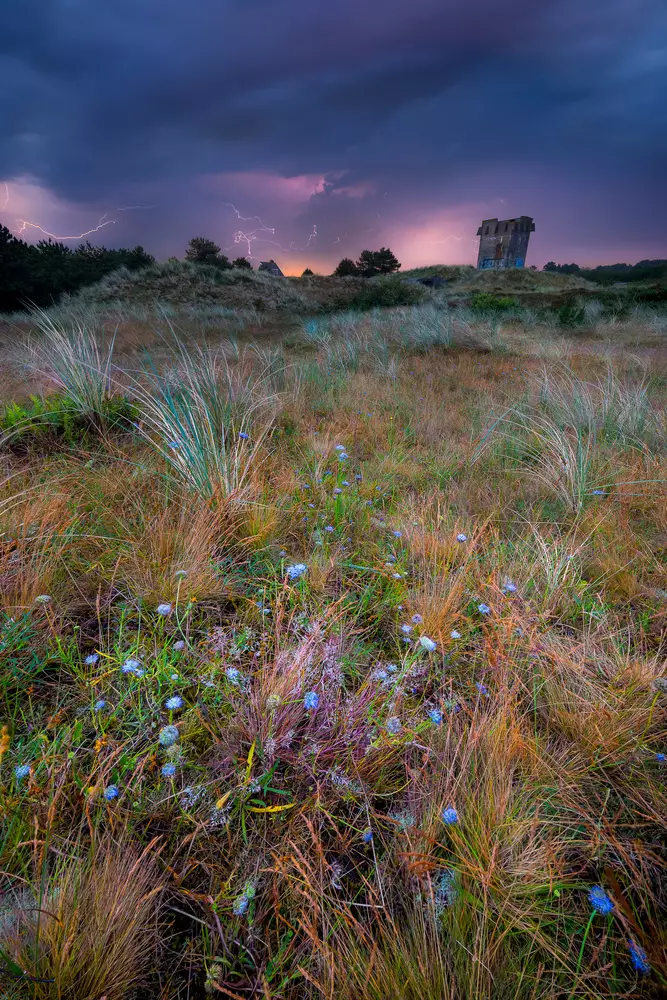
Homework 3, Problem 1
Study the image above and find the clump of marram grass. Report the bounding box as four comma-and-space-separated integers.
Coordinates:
128, 334, 279, 502
21, 309, 119, 430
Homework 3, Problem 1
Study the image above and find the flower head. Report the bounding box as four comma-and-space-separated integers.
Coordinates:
450, 630, 462, 639
476, 682, 489, 696
656, 752, 666, 762
157, 602, 173, 616
34, 594, 52, 604
103, 785, 119, 801
324, 525, 334, 533
588, 885, 614, 915
627, 939, 650, 975
121, 657, 141, 675
14, 764, 31, 782
393, 530, 402, 538
400, 624, 413, 635
232, 894, 249, 916
411, 614, 423, 624
225, 667, 241, 685
386, 716, 401, 735
165, 695, 184, 712
362, 828, 374, 843
304, 690, 319, 712
456, 533, 467, 543
419, 636, 437, 653
502, 579, 517, 593
93, 699, 106, 711
266, 693, 281, 712
333, 487, 342, 495
429, 708, 443, 725
85, 653, 99, 665
238, 431, 249, 440
161, 763, 177, 778
174, 569, 188, 578
441, 806, 459, 825
159, 725, 180, 747
173, 640, 186, 651
335, 444, 346, 451
286, 563, 307, 580
477, 603, 491, 615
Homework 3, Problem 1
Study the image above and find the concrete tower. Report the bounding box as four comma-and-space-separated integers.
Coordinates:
476, 216, 535, 270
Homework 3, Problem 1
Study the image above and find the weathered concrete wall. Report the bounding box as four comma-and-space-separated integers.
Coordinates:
476, 217, 535, 269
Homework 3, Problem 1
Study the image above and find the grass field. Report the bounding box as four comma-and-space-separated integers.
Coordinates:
0, 279, 666, 998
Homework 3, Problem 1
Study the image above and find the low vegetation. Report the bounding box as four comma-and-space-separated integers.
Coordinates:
0, 279, 665, 998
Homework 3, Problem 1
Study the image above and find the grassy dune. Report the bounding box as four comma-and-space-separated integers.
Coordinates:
0, 288, 666, 998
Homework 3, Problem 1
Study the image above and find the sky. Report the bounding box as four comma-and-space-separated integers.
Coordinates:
1, 0, 666, 275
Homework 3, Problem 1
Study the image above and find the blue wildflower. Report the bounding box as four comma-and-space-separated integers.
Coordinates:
304, 691, 319, 711
477, 603, 491, 615
286, 563, 307, 580
411, 614, 423, 624
588, 885, 614, 914
103, 785, 119, 801
476, 682, 489, 696
167, 440, 180, 449
225, 667, 241, 684
362, 828, 374, 843
159, 724, 180, 747
450, 630, 462, 639
165, 695, 184, 711
386, 717, 401, 735
456, 533, 467, 542
656, 752, 665, 762
173, 640, 186, 651
335, 444, 346, 451
93, 699, 106, 711
341, 480, 350, 486
232, 894, 249, 916
419, 636, 437, 652
429, 708, 443, 725
324, 525, 334, 532
157, 602, 173, 616
161, 763, 177, 778
502, 579, 517, 593
14, 764, 31, 782
401, 624, 413, 634
441, 806, 458, 825
337, 452, 348, 461
591, 489, 607, 496
238, 432, 249, 440
333, 487, 342, 495
85, 653, 99, 665
393, 530, 402, 538
122, 658, 141, 674
627, 939, 650, 975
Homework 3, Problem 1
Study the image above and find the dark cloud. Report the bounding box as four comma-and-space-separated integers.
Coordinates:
1, 0, 665, 266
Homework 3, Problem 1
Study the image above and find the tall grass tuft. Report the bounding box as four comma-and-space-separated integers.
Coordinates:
129, 336, 278, 502
0, 839, 164, 999
23, 310, 117, 429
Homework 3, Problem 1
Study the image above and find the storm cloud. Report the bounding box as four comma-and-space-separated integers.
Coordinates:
1, 0, 666, 271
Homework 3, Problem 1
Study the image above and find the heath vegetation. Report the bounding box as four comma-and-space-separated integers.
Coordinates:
0, 270, 665, 998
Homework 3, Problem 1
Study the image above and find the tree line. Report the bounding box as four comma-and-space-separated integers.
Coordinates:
543, 259, 667, 285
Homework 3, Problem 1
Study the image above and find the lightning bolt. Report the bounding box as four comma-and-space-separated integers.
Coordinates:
1, 185, 154, 241
221, 202, 317, 260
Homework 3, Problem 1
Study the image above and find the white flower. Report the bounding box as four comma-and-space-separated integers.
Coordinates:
419, 636, 437, 652
34, 594, 52, 604
450, 630, 462, 639
157, 602, 173, 616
